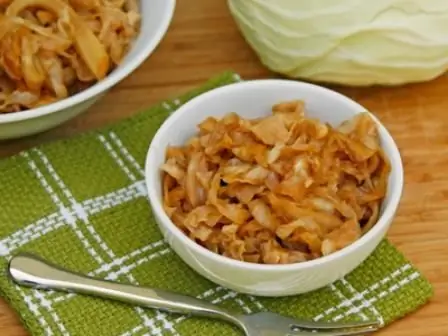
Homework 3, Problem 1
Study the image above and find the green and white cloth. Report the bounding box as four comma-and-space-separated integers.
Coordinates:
0, 72, 433, 336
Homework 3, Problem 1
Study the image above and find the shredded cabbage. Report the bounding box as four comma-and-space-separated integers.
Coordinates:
0, 0, 140, 113
161, 100, 390, 264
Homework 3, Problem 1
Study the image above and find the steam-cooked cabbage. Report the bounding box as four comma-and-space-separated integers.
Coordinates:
228, 0, 448, 86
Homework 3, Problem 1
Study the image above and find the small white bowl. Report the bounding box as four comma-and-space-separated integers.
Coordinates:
145, 79, 404, 297
0, 0, 176, 140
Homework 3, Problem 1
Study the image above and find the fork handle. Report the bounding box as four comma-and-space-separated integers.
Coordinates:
8, 253, 242, 326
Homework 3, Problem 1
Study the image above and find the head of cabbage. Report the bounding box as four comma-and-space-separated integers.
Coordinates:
228, 0, 448, 86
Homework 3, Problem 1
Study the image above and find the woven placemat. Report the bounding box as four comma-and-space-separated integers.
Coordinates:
0, 72, 433, 336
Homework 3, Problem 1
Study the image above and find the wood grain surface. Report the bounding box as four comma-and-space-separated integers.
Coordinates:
0, 1, 447, 335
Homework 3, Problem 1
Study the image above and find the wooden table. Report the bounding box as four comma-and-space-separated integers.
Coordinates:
1, 1, 447, 335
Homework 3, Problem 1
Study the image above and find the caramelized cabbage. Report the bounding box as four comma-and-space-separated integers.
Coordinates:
0, 0, 140, 113
161, 100, 390, 264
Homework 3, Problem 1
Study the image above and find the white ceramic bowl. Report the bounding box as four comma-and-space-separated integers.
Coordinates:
0, 0, 176, 140
145, 79, 404, 297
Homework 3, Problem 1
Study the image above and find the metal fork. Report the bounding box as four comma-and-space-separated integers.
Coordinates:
8, 253, 380, 336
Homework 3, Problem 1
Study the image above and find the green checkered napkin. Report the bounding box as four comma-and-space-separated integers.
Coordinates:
0, 72, 433, 336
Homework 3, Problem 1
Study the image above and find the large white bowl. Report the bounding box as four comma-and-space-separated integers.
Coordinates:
145, 80, 404, 297
0, 0, 176, 140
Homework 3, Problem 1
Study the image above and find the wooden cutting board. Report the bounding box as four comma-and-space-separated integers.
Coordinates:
0, 0, 447, 335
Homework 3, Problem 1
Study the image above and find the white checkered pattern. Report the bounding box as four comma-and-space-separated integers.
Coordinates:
2, 99, 422, 335
328, 284, 368, 321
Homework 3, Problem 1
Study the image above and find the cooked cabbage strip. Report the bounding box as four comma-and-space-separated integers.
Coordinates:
21, 32, 45, 91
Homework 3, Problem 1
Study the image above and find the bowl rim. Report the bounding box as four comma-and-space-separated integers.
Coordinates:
0, 0, 176, 124
145, 79, 404, 272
